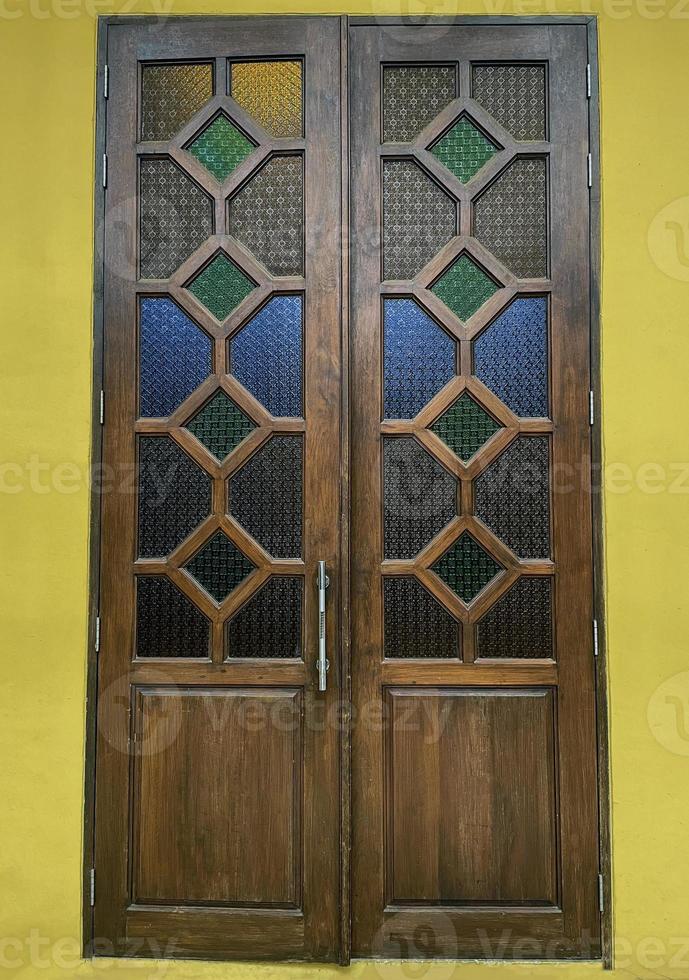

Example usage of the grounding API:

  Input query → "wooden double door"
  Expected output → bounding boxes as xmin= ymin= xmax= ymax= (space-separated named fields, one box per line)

xmin=92 ymin=16 xmax=601 ymax=964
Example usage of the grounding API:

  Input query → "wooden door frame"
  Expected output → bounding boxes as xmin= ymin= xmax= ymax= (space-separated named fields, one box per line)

xmin=83 ymin=13 xmax=609 ymax=969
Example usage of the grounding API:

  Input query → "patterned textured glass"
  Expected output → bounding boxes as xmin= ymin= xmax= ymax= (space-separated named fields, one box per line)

xmin=226 ymin=577 xmax=303 ymax=658
xmin=140 ymin=158 xmax=213 ymax=279
xmin=432 ymin=532 xmax=502 ymax=603
xmin=184 ymin=530 xmax=255 ymax=603
xmin=230 ymin=295 xmax=303 ymax=418
xmin=383 ymin=577 xmax=459 ymax=659
xmin=383 ymin=437 xmax=456 ymax=560
xmin=472 ymin=65 xmax=546 ymax=142
xmin=474 ymin=297 xmax=548 ymax=417
xmin=228 ymin=436 xmax=302 ymax=558
xmin=229 ymin=156 xmax=303 ymax=276
xmin=383 ymin=159 xmax=457 ymax=281
xmin=231 ymin=60 xmax=303 ymax=138
xmin=187 ymin=115 xmax=255 ymax=181
xmin=139 ymin=298 xmax=211 ymax=418
xmin=384 ymin=299 xmax=455 ymax=419
xmin=137 ymin=436 xmax=211 ymax=558
xmin=185 ymin=390 xmax=255 ymax=461
xmin=430 ymin=117 xmax=499 ymax=183
xmin=474 ymin=157 xmax=547 ymax=279
xmin=431 ymin=254 xmax=498 ymax=322
xmin=476 ymin=576 xmax=553 ymax=659
xmin=136 ymin=576 xmax=210 ymax=658
xmin=431 ymin=392 xmax=501 ymax=462
xmin=475 ymin=436 xmax=550 ymax=559
xmin=382 ymin=65 xmax=456 ymax=143
xmin=187 ymin=253 xmax=256 ymax=321
xmin=141 ymin=63 xmax=213 ymax=141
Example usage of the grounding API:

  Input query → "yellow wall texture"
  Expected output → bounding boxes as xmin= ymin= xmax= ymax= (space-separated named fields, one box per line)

xmin=1 ymin=1 xmax=689 ymax=978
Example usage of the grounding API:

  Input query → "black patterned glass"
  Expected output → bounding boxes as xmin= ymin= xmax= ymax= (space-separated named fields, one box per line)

xmin=226 ymin=577 xmax=303 ymax=659
xmin=136 ymin=576 xmax=210 ymax=658
xmin=384 ymin=577 xmax=459 ymax=659
xmin=476 ymin=576 xmax=553 ymax=659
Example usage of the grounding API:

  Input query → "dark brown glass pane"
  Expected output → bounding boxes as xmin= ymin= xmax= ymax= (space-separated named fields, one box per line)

xmin=384 ymin=577 xmax=459 ymax=659
xmin=474 ymin=436 xmax=551 ymax=559
xmin=141 ymin=63 xmax=213 ymax=141
xmin=472 ymin=65 xmax=546 ymax=141
xmin=225 ymin=577 xmax=303 ymax=658
xmin=476 ymin=576 xmax=553 ymax=659
xmin=229 ymin=156 xmax=303 ymax=276
xmin=382 ymin=65 xmax=456 ymax=143
xmin=140 ymin=158 xmax=213 ymax=279
xmin=135 ymin=576 xmax=210 ymax=658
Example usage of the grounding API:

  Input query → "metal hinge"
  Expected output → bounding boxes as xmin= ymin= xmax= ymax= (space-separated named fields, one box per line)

xmin=587 ymin=153 xmax=592 ymax=188
xmin=598 ymin=873 xmax=605 ymax=912
xmin=589 ymin=390 xmax=595 ymax=425
xmin=586 ymin=63 xmax=592 ymax=98
xmin=95 ymin=615 xmax=101 ymax=653
xmin=102 ymin=153 xmax=107 ymax=189
xmin=89 ymin=868 xmax=96 ymax=907
xmin=99 ymin=389 xmax=104 ymax=425
xmin=593 ymin=618 xmax=599 ymax=657
xmin=103 ymin=64 xmax=109 ymax=99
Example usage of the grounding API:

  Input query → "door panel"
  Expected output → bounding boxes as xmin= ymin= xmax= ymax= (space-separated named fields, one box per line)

xmin=94 ymin=17 xmax=342 ymax=962
xmin=349 ymin=23 xmax=600 ymax=959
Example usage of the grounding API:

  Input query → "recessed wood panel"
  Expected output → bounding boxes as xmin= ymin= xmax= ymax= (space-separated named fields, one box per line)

xmin=386 ymin=688 xmax=558 ymax=906
xmin=132 ymin=688 xmax=302 ymax=908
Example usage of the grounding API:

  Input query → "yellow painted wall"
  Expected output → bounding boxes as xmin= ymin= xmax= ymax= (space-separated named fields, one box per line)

xmin=2 ymin=1 xmax=689 ymax=977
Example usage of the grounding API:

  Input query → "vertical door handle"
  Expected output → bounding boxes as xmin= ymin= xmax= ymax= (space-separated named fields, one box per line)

xmin=317 ymin=560 xmax=330 ymax=691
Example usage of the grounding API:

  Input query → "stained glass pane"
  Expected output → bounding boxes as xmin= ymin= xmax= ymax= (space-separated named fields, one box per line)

xmin=140 ymin=158 xmax=213 ymax=280
xmin=137 ymin=436 xmax=211 ymax=558
xmin=474 ymin=158 xmax=547 ymax=279
xmin=384 ymin=299 xmax=455 ymax=419
xmin=228 ymin=436 xmax=302 ymax=558
xmin=432 ymin=532 xmax=502 ymax=603
xmin=229 ymin=156 xmax=303 ymax=276
xmin=230 ymin=295 xmax=303 ymax=418
xmin=431 ymin=392 xmax=501 ymax=462
xmin=136 ymin=576 xmax=210 ymax=658
xmin=472 ymin=65 xmax=546 ymax=142
xmin=382 ymin=65 xmax=456 ymax=143
xmin=231 ymin=60 xmax=303 ymax=138
xmin=384 ymin=577 xmax=459 ymax=659
xmin=184 ymin=530 xmax=255 ymax=603
xmin=383 ymin=437 xmax=456 ymax=560
xmin=474 ymin=436 xmax=550 ymax=559
xmin=226 ymin=577 xmax=303 ymax=658
xmin=383 ymin=159 xmax=457 ymax=281
xmin=141 ymin=63 xmax=213 ymax=141
xmin=431 ymin=254 xmax=498 ymax=322
xmin=473 ymin=297 xmax=549 ymax=417
xmin=476 ymin=577 xmax=553 ymax=659
xmin=430 ymin=117 xmax=498 ymax=183
xmin=187 ymin=115 xmax=256 ymax=181
xmin=187 ymin=253 xmax=256 ymax=321
xmin=185 ymin=390 xmax=255 ymax=461
xmin=139 ymin=298 xmax=211 ymax=418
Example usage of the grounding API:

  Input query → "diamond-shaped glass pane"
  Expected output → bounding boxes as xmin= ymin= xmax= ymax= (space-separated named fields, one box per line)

xmin=432 ymin=532 xmax=502 ymax=603
xmin=431 ymin=392 xmax=501 ymax=462
xmin=187 ymin=115 xmax=256 ymax=181
xmin=431 ymin=254 xmax=498 ymax=322
xmin=430 ymin=117 xmax=498 ymax=183
xmin=187 ymin=254 xmax=256 ymax=321
xmin=185 ymin=530 xmax=255 ymax=603
xmin=185 ymin=390 xmax=255 ymax=461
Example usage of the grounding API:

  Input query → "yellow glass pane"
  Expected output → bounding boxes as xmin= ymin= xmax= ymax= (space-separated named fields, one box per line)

xmin=230 ymin=60 xmax=303 ymax=138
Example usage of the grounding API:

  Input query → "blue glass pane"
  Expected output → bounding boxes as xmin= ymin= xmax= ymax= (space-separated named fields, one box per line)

xmin=384 ymin=299 xmax=456 ymax=419
xmin=139 ymin=298 xmax=212 ymax=418
xmin=473 ymin=297 xmax=548 ymax=418
xmin=230 ymin=295 xmax=302 ymax=418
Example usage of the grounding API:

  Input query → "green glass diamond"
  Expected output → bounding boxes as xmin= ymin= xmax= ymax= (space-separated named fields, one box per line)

xmin=430 ymin=117 xmax=498 ymax=184
xmin=185 ymin=530 xmax=255 ymax=603
xmin=431 ymin=392 xmax=501 ymax=462
xmin=187 ymin=254 xmax=255 ymax=321
xmin=186 ymin=389 xmax=255 ymax=461
xmin=431 ymin=254 xmax=498 ymax=322
xmin=432 ymin=532 xmax=502 ymax=603
xmin=187 ymin=115 xmax=255 ymax=181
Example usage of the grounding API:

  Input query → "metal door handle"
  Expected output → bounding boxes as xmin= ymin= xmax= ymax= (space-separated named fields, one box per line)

xmin=317 ymin=560 xmax=330 ymax=691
